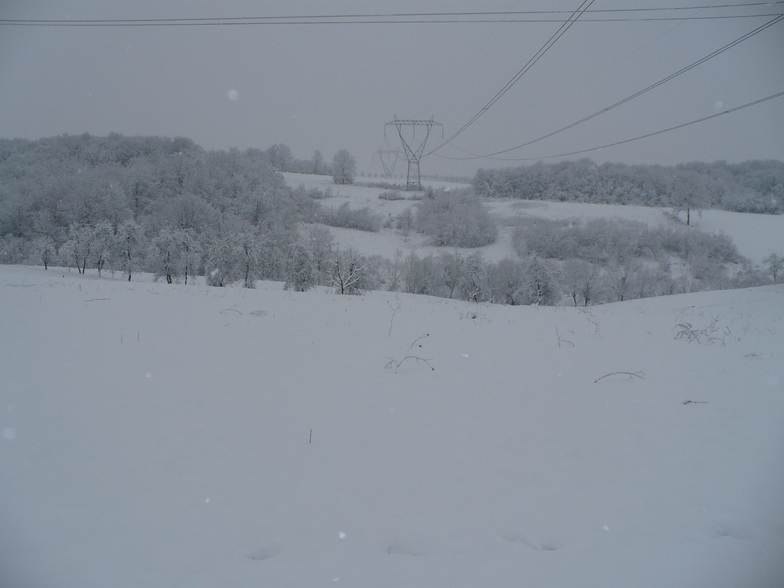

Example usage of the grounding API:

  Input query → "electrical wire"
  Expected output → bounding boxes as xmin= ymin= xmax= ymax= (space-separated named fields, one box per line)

xmin=2 ymin=2 xmax=782 ymax=26
xmin=441 ymin=13 xmax=784 ymax=161
xmin=425 ymin=0 xmax=597 ymax=158
xmin=3 ymin=14 xmax=781 ymax=26
xmin=434 ymin=91 xmax=784 ymax=162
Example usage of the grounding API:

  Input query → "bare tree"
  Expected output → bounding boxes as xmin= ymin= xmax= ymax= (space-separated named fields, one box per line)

xmin=608 ymin=257 xmax=638 ymax=302
xmin=561 ymin=259 xmax=600 ymax=307
xmin=329 ymin=247 xmax=368 ymax=294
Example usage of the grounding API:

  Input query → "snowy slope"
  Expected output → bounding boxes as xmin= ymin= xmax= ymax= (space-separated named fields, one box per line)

xmin=1 ymin=265 xmax=783 ymax=587
xmin=283 ymin=173 xmax=784 ymax=264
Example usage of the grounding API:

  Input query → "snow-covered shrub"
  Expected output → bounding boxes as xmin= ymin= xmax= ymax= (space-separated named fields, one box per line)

xmin=486 ymin=258 xmax=528 ymax=305
xmin=402 ymin=252 xmax=440 ymax=296
xmin=319 ymin=202 xmax=382 ymax=232
xmin=414 ymin=189 xmax=497 ymax=247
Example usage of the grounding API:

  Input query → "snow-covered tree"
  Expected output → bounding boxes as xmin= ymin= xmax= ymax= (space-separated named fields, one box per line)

xmin=114 ymin=220 xmax=143 ymax=281
xmin=524 ymin=255 xmax=557 ymax=306
xmin=458 ymin=252 xmax=488 ymax=302
xmin=60 ymin=223 xmax=96 ymax=274
xmin=305 ymin=226 xmax=334 ymax=285
xmin=312 ymin=149 xmax=324 ymax=175
xmin=672 ymin=169 xmax=710 ymax=226
xmin=265 ymin=143 xmax=294 ymax=172
xmin=147 ymin=228 xmax=201 ymax=285
xmin=561 ymin=259 xmax=599 ymax=307
xmin=205 ymin=231 xmax=264 ymax=288
xmin=487 ymin=258 xmax=527 ymax=305
xmin=91 ymin=220 xmax=114 ymax=277
xmin=235 ymin=231 xmax=264 ymax=288
xmin=330 ymin=247 xmax=368 ymax=294
xmin=402 ymin=252 xmax=438 ymax=296
xmin=149 ymin=229 xmax=182 ymax=284
xmin=284 ymin=244 xmax=316 ymax=292
xmin=177 ymin=228 xmax=201 ymax=285
xmin=762 ymin=252 xmax=783 ymax=283
xmin=438 ymin=251 xmax=464 ymax=299
xmin=332 ymin=149 xmax=357 ymax=185
xmin=30 ymin=236 xmax=56 ymax=270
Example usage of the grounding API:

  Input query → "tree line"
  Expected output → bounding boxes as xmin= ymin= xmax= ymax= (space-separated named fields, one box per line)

xmin=473 ymin=158 xmax=784 ymax=216
xmin=1 ymin=134 xmax=781 ymax=305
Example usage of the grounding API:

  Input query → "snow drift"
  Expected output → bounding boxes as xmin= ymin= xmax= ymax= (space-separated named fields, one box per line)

xmin=1 ymin=265 xmax=782 ymax=587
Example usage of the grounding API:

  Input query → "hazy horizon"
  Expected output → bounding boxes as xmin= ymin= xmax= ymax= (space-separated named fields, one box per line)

xmin=1 ymin=0 xmax=783 ymax=176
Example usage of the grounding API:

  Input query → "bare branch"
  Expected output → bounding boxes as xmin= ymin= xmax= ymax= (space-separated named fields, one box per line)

xmin=556 ymin=326 xmax=574 ymax=348
xmin=387 ymin=300 xmax=402 ymax=337
xmin=593 ymin=370 xmax=645 ymax=384
xmin=385 ymin=356 xmax=435 ymax=372
xmin=674 ymin=314 xmax=725 ymax=346
xmin=386 ymin=334 xmax=434 ymax=372
xmin=406 ymin=333 xmax=429 ymax=354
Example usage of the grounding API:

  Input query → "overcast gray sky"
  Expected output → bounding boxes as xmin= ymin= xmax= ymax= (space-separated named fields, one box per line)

xmin=1 ymin=0 xmax=783 ymax=177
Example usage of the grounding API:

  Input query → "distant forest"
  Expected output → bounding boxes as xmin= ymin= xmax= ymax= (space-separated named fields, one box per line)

xmin=0 ymin=133 xmax=781 ymax=305
xmin=473 ymin=158 xmax=784 ymax=215
xmin=0 ymin=133 xmax=322 ymax=275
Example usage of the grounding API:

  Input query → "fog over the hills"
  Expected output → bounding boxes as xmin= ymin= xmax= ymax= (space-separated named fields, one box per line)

xmin=1 ymin=0 xmax=783 ymax=177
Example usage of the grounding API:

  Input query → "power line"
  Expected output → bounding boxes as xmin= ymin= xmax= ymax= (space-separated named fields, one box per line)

xmin=436 ymin=91 xmax=784 ymax=162
xmin=3 ymin=14 xmax=781 ymax=26
xmin=425 ymin=0 xmax=597 ymax=158
xmin=2 ymin=2 xmax=782 ymax=26
xmin=442 ymin=13 xmax=784 ymax=161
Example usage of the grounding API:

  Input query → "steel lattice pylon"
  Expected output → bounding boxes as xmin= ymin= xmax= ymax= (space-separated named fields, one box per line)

xmin=372 ymin=148 xmax=401 ymax=179
xmin=385 ymin=116 xmax=443 ymax=191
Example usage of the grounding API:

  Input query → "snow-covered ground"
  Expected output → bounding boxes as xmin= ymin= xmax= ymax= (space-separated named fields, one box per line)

xmin=284 ymin=172 xmax=784 ymax=264
xmin=1 ymin=264 xmax=783 ymax=587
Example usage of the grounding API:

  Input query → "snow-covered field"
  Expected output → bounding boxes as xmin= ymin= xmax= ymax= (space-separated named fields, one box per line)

xmin=284 ymin=172 xmax=784 ymax=264
xmin=1 ymin=264 xmax=783 ymax=587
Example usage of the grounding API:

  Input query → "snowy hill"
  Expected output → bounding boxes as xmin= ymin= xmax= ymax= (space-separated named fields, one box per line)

xmin=1 ymin=265 xmax=783 ymax=587
xmin=283 ymin=172 xmax=784 ymax=265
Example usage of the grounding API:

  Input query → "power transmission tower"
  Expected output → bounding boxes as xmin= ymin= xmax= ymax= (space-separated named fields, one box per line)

xmin=385 ymin=116 xmax=443 ymax=191
xmin=372 ymin=148 xmax=401 ymax=179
